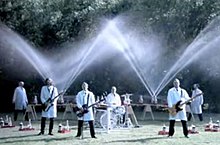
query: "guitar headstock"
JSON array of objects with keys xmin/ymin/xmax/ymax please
[
  {"xmin": 192, "ymin": 92, "xmax": 204, "ymax": 98},
  {"xmin": 96, "ymin": 92, "xmax": 107, "ymax": 103},
  {"xmin": 59, "ymin": 90, "xmax": 65, "ymax": 95},
  {"xmin": 101, "ymin": 92, "xmax": 108, "ymax": 101},
  {"xmin": 196, "ymin": 92, "xmax": 203, "ymax": 96}
]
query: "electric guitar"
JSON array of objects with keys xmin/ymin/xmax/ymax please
[
  {"xmin": 76, "ymin": 97, "xmax": 106, "ymax": 117},
  {"xmin": 42, "ymin": 91, "xmax": 64, "ymax": 112},
  {"xmin": 76, "ymin": 92, "xmax": 107, "ymax": 118},
  {"xmin": 167, "ymin": 93, "xmax": 203, "ymax": 116}
]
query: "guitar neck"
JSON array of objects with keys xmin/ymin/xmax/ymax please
[
  {"xmin": 179, "ymin": 93, "xmax": 203, "ymax": 107},
  {"xmin": 87, "ymin": 99, "xmax": 105, "ymax": 109},
  {"xmin": 47, "ymin": 92, "xmax": 63, "ymax": 103},
  {"xmin": 182, "ymin": 98, "xmax": 193, "ymax": 106}
]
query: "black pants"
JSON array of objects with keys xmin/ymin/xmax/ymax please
[
  {"xmin": 76, "ymin": 120, "xmax": 95, "ymax": 137},
  {"xmin": 14, "ymin": 109, "xmax": 28, "ymax": 121},
  {"xmin": 169, "ymin": 120, "xmax": 188, "ymax": 136},
  {"xmin": 40, "ymin": 117, "xmax": 54, "ymax": 134},
  {"xmin": 188, "ymin": 113, "xmax": 203, "ymax": 121}
]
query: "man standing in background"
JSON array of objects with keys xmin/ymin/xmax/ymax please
[
  {"xmin": 12, "ymin": 81, "xmax": 29, "ymax": 121},
  {"xmin": 188, "ymin": 83, "xmax": 204, "ymax": 121}
]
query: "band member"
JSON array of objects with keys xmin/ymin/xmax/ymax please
[
  {"xmin": 105, "ymin": 86, "xmax": 121, "ymax": 107},
  {"xmin": 38, "ymin": 78, "xmax": 58, "ymax": 135},
  {"xmin": 167, "ymin": 78, "xmax": 190, "ymax": 138},
  {"xmin": 75, "ymin": 82, "xmax": 96, "ymax": 138},
  {"xmin": 106, "ymin": 86, "xmax": 122, "ymax": 129},
  {"xmin": 12, "ymin": 81, "xmax": 29, "ymax": 121},
  {"xmin": 188, "ymin": 83, "xmax": 204, "ymax": 121}
]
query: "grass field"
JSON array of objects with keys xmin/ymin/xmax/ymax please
[{"xmin": 1, "ymin": 111, "xmax": 220, "ymax": 145}]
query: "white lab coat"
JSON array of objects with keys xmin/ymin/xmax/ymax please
[
  {"xmin": 105, "ymin": 93, "xmax": 121, "ymax": 107},
  {"xmin": 12, "ymin": 87, "xmax": 28, "ymax": 110},
  {"xmin": 167, "ymin": 87, "xmax": 190, "ymax": 121},
  {"xmin": 191, "ymin": 89, "xmax": 203, "ymax": 114},
  {"xmin": 40, "ymin": 85, "xmax": 58, "ymax": 118},
  {"xmin": 76, "ymin": 90, "xmax": 95, "ymax": 121}
]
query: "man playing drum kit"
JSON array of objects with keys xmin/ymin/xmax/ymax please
[
  {"xmin": 106, "ymin": 86, "xmax": 122, "ymax": 108},
  {"xmin": 104, "ymin": 86, "xmax": 125, "ymax": 129}
]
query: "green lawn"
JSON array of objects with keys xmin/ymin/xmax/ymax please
[{"xmin": 0, "ymin": 112, "xmax": 220, "ymax": 145}]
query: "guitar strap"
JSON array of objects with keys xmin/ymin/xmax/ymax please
[
  {"xmin": 180, "ymin": 89, "xmax": 183, "ymax": 98},
  {"xmin": 87, "ymin": 93, "xmax": 90, "ymax": 106},
  {"xmin": 49, "ymin": 87, "xmax": 54, "ymax": 102},
  {"xmin": 41, "ymin": 87, "xmax": 54, "ymax": 111}
]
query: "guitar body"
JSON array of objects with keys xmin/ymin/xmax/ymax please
[
  {"xmin": 41, "ymin": 103, "xmax": 47, "ymax": 111},
  {"xmin": 76, "ymin": 104, "xmax": 89, "ymax": 117},
  {"xmin": 41, "ymin": 92, "xmax": 64, "ymax": 112},
  {"xmin": 169, "ymin": 100, "xmax": 183, "ymax": 116},
  {"xmin": 76, "ymin": 98, "xmax": 106, "ymax": 117}
]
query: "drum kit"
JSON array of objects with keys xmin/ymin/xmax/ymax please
[{"xmin": 94, "ymin": 93, "xmax": 133, "ymax": 129}]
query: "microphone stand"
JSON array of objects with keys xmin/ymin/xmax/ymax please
[
  {"xmin": 81, "ymin": 92, "xmax": 86, "ymax": 140},
  {"xmin": 81, "ymin": 114, "xmax": 84, "ymax": 139}
]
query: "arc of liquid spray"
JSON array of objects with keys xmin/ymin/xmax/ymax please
[
  {"xmin": 105, "ymin": 21, "xmax": 155, "ymax": 97},
  {"xmin": 0, "ymin": 26, "xmax": 49, "ymax": 79},
  {"xmin": 154, "ymin": 35, "xmax": 220, "ymax": 97},
  {"xmin": 154, "ymin": 17, "xmax": 220, "ymax": 96},
  {"xmin": 62, "ymin": 27, "xmax": 110, "ymax": 93}
]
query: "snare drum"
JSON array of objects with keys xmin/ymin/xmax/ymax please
[
  {"xmin": 113, "ymin": 106, "xmax": 125, "ymax": 115},
  {"xmin": 97, "ymin": 104, "xmax": 108, "ymax": 110}
]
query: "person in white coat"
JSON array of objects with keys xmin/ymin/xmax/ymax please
[
  {"xmin": 38, "ymin": 78, "xmax": 58, "ymax": 135},
  {"xmin": 75, "ymin": 82, "xmax": 96, "ymax": 138},
  {"xmin": 105, "ymin": 86, "xmax": 123, "ymax": 130},
  {"xmin": 105, "ymin": 86, "xmax": 122, "ymax": 107},
  {"xmin": 188, "ymin": 84, "xmax": 204, "ymax": 121},
  {"xmin": 167, "ymin": 78, "xmax": 190, "ymax": 138},
  {"xmin": 12, "ymin": 81, "xmax": 29, "ymax": 121}
]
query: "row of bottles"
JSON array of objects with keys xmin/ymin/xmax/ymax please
[
  {"xmin": 19, "ymin": 119, "xmax": 33, "ymax": 129},
  {"xmin": 58, "ymin": 120, "xmax": 70, "ymax": 132},
  {"xmin": 96, "ymin": 94, "xmax": 146, "ymax": 104},
  {"xmin": 0, "ymin": 115, "xmax": 12, "ymax": 126},
  {"xmin": 161, "ymin": 124, "xmax": 197, "ymax": 132},
  {"xmin": 208, "ymin": 117, "xmax": 220, "ymax": 129},
  {"xmin": 139, "ymin": 95, "xmax": 158, "ymax": 104}
]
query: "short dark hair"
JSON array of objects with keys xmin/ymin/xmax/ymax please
[
  {"xmin": 45, "ymin": 78, "xmax": 52, "ymax": 84},
  {"xmin": 194, "ymin": 83, "xmax": 200, "ymax": 88}
]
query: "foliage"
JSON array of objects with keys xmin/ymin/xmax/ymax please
[{"xmin": 0, "ymin": 0, "xmax": 131, "ymax": 47}]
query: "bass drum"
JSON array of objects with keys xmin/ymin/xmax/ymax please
[
  {"xmin": 100, "ymin": 113, "xmax": 122, "ymax": 129},
  {"xmin": 94, "ymin": 109, "xmax": 106, "ymax": 128},
  {"xmin": 113, "ymin": 106, "xmax": 125, "ymax": 115}
]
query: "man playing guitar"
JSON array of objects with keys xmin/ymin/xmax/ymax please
[
  {"xmin": 38, "ymin": 78, "xmax": 58, "ymax": 135},
  {"xmin": 75, "ymin": 82, "xmax": 97, "ymax": 139},
  {"xmin": 167, "ymin": 78, "xmax": 190, "ymax": 138}
]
